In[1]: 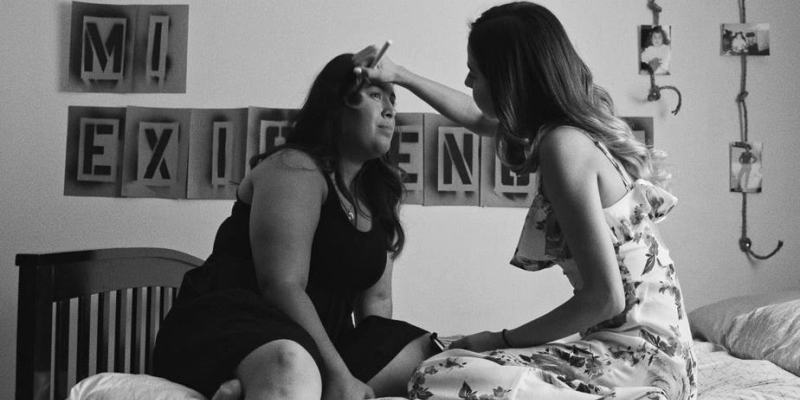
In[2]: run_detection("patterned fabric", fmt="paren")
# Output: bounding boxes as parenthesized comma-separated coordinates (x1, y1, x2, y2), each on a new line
(410, 140, 696, 400)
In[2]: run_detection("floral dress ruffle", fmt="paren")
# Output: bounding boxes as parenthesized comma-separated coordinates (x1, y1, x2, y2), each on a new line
(409, 178, 697, 400)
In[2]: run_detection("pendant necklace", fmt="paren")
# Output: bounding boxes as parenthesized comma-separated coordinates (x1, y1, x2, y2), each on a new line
(332, 178, 356, 222)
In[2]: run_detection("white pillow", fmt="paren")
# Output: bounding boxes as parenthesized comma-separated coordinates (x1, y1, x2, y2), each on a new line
(68, 372, 419, 400)
(68, 372, 206, 400)
(725, 299, 800, 376)
(689, 290, 800, 345)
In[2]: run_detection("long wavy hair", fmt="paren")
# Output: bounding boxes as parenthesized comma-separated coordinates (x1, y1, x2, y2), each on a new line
(250, 53, 406, 257)
(469, 2, 670, 188)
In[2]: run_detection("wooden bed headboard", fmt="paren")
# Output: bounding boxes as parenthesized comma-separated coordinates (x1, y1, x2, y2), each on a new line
(14, 247, 203, 400)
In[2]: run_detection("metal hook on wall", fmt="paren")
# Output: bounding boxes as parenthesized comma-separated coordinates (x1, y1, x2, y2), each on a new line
(739, 192, 784, 259)
(647, 69, 682, 115)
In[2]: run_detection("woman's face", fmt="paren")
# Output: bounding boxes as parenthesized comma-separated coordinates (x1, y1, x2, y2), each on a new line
(341, 82, 397, 160)
(465, 46, 496, 119)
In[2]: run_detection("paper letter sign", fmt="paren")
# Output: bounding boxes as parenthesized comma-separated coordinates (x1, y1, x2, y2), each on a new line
(211, 121, 234, 186)
(77, 118, 119, 182)
(438, 128, 479, 192)
(495, 160, 531, 193)
(397, 125, 424, 191)
(69, 108, 651, 204)
(137, 122, 178, 185)
(146, 15, 170, 85)
(259, 120, 292, 154)
(81, 16, 126, 82)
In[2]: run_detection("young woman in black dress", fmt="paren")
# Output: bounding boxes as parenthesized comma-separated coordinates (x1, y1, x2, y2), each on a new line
(154, 52, 438, 400)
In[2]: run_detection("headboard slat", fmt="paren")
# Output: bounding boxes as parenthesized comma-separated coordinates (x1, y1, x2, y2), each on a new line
(54, 300, 70, 400)
(114, 289, 128, 373)
(131, 287, 143, 373)
(76, 296, 91, 383)
(97, 292, 110, 373)
(145, 287, 158, 373)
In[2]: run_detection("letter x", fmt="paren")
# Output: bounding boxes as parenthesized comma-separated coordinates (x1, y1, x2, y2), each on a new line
(143, 128, 172, 179)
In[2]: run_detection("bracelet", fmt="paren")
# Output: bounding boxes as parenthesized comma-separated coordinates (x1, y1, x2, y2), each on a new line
(501, 329, 513, 348)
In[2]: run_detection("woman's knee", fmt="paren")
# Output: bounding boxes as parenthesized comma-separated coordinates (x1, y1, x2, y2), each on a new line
(240, 339, 318, 375)
(271, 340, 317, 371)
(236, 340, 322, 399)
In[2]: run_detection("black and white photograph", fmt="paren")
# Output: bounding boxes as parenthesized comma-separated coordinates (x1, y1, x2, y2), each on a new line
(730, 141, 763, 193)
(639, 24, 672, 75)
(4, 2, 800, 400)
(722, 23, 771, 56)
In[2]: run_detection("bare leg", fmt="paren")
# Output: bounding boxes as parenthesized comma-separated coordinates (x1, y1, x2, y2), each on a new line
(231, 339, 322, 400)
(368, 334, 437, 397)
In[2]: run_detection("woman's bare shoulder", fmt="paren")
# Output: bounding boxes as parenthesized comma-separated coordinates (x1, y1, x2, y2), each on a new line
(249, 149, 327, 193)
(538, 126, 597, 168)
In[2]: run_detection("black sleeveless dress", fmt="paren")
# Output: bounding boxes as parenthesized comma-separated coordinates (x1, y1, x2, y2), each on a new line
(153, 172, 427, 397)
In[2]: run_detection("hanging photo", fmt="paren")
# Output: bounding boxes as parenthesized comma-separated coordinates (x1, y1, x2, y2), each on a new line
(730, 141, 763, 193)
(721, 23, 770, 56)
(639, 25, 672, 75)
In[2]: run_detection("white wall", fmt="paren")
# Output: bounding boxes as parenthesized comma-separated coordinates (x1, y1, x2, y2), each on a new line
(2, 1, 800, 397)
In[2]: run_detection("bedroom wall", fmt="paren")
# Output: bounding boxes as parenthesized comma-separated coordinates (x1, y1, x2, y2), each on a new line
(2, 0, 799, 397)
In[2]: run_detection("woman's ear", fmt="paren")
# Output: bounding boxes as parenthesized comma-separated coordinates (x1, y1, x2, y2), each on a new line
(344, 90, 363, 108)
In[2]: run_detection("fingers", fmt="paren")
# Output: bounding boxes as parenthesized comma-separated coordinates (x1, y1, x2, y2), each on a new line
(352, 44, 380, 67)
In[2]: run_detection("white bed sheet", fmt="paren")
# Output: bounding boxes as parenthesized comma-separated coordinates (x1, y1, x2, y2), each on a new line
(68, 341, 800, 400)
(694, 340, 800, 400)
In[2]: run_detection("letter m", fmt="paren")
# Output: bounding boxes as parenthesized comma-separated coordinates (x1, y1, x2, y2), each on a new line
(81, 16, 126, 81)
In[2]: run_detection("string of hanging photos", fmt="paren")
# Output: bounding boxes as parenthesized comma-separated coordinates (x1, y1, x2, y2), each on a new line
(734, 0, 782, 259)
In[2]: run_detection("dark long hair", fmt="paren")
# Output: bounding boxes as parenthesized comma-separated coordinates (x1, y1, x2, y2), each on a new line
(251, 53, 406, 257)
(647, 25, 671, 46)
(469, 2, 669, 187)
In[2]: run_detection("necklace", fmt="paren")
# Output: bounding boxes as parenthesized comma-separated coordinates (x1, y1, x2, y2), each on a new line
(331, 178, 356, 222)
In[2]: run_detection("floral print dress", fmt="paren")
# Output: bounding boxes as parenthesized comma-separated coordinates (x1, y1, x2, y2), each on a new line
(409, 140, 697, 400)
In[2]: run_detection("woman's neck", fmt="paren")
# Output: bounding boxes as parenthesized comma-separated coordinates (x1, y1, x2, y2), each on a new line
(338, 158, 364, 188)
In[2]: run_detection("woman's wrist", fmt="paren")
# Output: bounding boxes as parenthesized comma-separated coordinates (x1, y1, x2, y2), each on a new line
(500, 329, 514, 348)
(392, 65, 416, 87)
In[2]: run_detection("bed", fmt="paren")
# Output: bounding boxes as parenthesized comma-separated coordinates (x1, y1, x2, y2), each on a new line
(14, 247, 800, 400)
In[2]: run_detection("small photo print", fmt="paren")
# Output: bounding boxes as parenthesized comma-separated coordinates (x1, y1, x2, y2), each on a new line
(730, 141, 763, 193)
(639, 25, 672, 75)
(721, 23, 770, 56)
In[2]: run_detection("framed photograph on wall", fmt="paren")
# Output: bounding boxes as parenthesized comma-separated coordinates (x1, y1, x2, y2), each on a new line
(622, 116, 654, 146)
(721, 23, 770, 56)
(639, 25, 672, 75)
(730, 141, 763, 193)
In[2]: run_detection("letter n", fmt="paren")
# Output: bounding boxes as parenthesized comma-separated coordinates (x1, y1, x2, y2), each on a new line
(77, 118, 119, 182)
(437, 128, 480, 192)
(81, 16, 126, 81)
